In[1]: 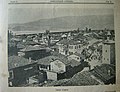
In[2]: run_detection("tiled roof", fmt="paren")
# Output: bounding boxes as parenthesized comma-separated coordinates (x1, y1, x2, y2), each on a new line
(69, 52, 86, 60)
(58, 39, 82, 45)
(20, 45, 48, 52)
(74, 52, 81, 56)
(68, 59, 80, 67)
(58, 58, 70, 66)
(67, 71, 100, 85)
(57, 39, 70, 45)
(52, 36, 61, 40)
(69, 40, 82, 45)
(17, 43, 25, 49)
(8, 56, 36, 70)
(45, 71, 99, 86)
(11, 38, 21, 42)
(37, 54, 80, 67)
(37, 56, 59, 65)
(51, 52, 70, 66)
(25, 41, 38, 45)
(73, 34, 87, 41)
(91, 64, 115, 82)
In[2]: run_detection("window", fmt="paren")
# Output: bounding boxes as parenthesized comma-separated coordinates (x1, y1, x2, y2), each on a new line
(49, 65, 51, 70)
(69, 52, 73, 55)
(72, 46, 73, 49)
(69, 46, 73, 49)
(75, 46, 77, 49)
(9, 70, 14, 79)
(77, 57, 79, 60)
(65, 51, 68, 55)
(77, 46, 78, 49)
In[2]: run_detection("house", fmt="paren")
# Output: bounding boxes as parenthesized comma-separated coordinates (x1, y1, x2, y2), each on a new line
(76, 45, 88, 54)
(37, 56, 58, 71)
(67, 53, 81, 62)
(67, 51, 87, 63)
(37, 55, 81, 81)
(46, 71, 58, 81)
(91, 64, 115, 84)
(57, 39, 82, 56)
(26, 35, 34, 41)
(61, 34, 67, 38)
(51, 52, 81, 68)
(37, 56, 59, 81)
(50, 35, 61, 45)
(19, 45, 51, 60)
(25, 41, 39, 46)
(8, 41, 18, 56)
(68, 40, 82, 55)
(18, 51, 25, 57)
(44, 71, 100, 86)
(8, 56, 37, 86)
(33, 35, 42, 43)
(11, 37, 22, 42)
(50, 60, 66, 73)
(57, 39, 69, 55)
(17, 43, 25, 51)
(46, 58, 81, 81)
(50, 45, 59, 52)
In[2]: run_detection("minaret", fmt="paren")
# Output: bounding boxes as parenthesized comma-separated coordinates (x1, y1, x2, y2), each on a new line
(46, 30, 51, 47)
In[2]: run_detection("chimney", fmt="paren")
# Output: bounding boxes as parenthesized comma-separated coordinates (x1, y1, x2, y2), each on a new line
(29, 57, 31, 63)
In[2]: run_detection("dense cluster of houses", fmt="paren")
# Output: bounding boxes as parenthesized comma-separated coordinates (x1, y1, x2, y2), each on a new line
(44, 64, 115, 86)
(8, 28, 115, 86)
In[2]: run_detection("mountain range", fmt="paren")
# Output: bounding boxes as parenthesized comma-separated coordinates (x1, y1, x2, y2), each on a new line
(9, 15, 114, 32)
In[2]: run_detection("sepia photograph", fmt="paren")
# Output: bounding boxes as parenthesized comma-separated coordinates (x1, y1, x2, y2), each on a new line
(8, 3, 115, 87)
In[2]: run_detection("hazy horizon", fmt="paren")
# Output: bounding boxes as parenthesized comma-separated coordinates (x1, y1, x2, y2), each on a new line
(9, 7, 113, 24)
(9, 14, 114, 25)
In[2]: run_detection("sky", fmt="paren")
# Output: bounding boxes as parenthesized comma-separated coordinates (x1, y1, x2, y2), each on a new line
(8, 3, 114, 24)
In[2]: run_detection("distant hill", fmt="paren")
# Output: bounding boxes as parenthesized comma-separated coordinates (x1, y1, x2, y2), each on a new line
(9, 15, 114, 32)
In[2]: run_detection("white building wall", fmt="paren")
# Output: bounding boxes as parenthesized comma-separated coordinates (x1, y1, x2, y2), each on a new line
(47, 71, 57, 81)
(102, 44, 111, 64)
(69, 45, 76, 53)
(58, 43, 82, 55)
(58, 45, 65, 55)
(50, 60, 66, 73)
(69, 44, 81, 54)
(58, 44, 68, 55)
(18, 52, 25, 57)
